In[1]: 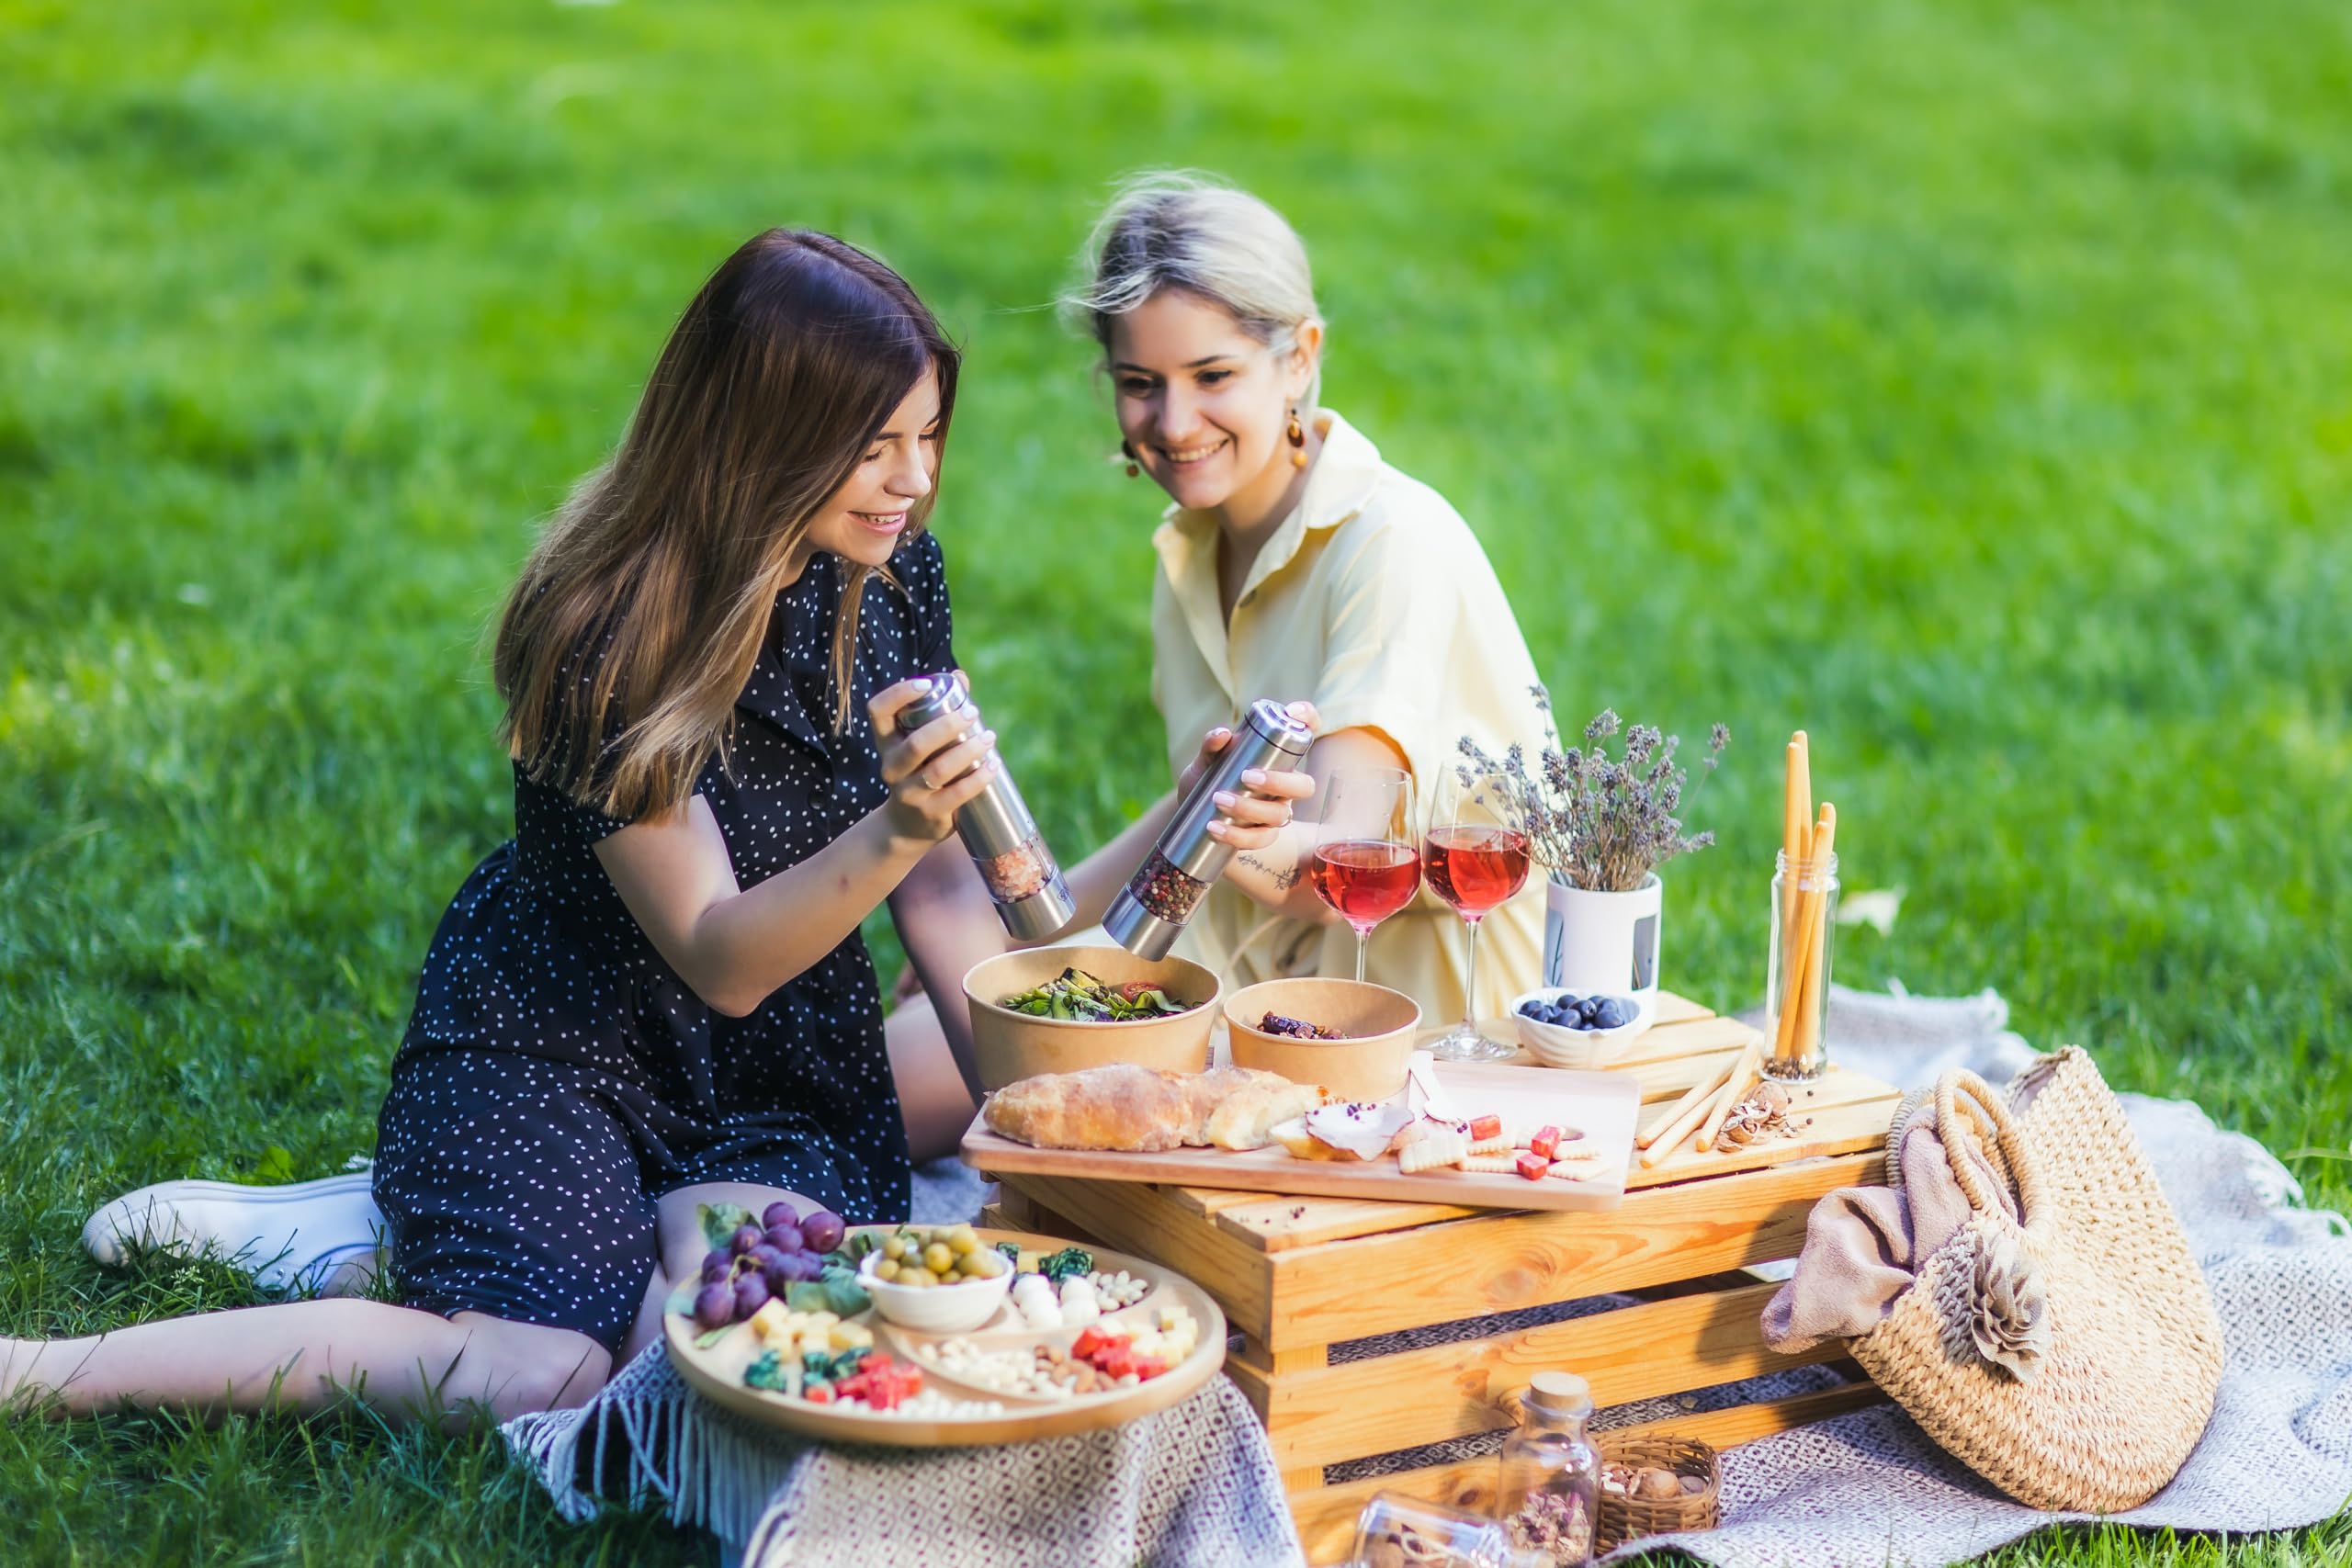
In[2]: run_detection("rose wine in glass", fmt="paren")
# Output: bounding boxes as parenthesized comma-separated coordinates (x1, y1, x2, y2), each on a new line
(1308, 767, 1418, 982)
(1424, 769, 1532, 1061)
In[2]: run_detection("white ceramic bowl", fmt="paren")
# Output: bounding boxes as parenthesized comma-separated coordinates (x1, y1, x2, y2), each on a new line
(857, 1247, 1014, 1335)
(1510, 987, 1650, 1069)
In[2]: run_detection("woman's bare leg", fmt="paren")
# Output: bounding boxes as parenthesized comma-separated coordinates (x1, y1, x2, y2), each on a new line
(887, 994, 978, 1162)
(1, 1301, 608, 1426)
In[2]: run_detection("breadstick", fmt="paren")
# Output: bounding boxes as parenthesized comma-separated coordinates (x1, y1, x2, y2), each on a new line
(1636, 1056, 1735, 1148)
(1640, 1058, 1738, 1167)
(1793, 805, 1838, 1071)
(1781, 733, 1810, 938)
(1695, 1037, 1764, 1155)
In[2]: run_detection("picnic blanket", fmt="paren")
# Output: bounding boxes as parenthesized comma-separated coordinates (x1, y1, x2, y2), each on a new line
(503, 985, 2352, 1565)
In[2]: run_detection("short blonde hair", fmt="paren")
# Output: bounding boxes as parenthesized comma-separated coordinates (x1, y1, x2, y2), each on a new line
(1064, 172, 1323, 404)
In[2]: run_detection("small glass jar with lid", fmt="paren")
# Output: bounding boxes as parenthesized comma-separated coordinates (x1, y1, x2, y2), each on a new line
(1496, 1371, 1601, 1567)
(1351, 1491, 1526, 1568)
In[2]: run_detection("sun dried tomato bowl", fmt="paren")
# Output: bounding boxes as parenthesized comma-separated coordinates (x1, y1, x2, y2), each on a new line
(962, 945, 1221, 1091)
(1224, 977, 1422, 1101)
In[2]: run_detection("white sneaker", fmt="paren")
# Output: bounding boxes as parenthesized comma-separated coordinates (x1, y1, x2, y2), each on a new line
(82, 1168, 388, 1294)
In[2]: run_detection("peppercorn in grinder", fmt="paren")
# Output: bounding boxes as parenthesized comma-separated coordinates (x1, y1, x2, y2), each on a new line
(1104, 699, 1314, 961)
(894, 673, 1077, 941)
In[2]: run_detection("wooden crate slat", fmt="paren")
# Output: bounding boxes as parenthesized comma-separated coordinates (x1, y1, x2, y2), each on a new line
(1286, 1382, 1885, 1564)
(1625, 1077, 1903, 1190)
(1212, 1192, 1486, 1252)
(1250, 1280, 1845, 1469)
(1649, 991, 1715, 1026)
(1231, 1339, 1327, 1377)
(1605, 1011, 1757, 1069)
(1163, 1185, 1272, 1217)
(1258, 1153, 1884, 1347)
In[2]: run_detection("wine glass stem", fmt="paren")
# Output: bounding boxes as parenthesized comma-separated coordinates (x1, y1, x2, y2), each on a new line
(1353, 927, 1370, 985)
(1459, 915, 1484, 1032)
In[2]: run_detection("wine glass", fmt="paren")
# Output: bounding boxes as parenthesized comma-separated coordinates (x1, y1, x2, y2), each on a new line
(1307, 767, 1419, 983)
(1423, 767, 1532, 1062)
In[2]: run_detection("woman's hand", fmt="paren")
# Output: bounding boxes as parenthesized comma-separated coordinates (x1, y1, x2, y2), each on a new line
(870, 676, 1001, 846)
(1182, 700, 1320, 852)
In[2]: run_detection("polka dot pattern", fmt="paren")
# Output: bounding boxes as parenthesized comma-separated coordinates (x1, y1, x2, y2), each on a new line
(375, 534, 956, 1352)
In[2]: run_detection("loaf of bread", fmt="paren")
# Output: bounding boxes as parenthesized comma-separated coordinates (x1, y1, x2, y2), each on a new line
(981, 1064, 1303, 1152)
(1205, 1079, 1327, 1151)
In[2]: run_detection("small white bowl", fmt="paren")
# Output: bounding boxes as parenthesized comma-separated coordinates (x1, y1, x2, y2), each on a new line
(1510, 987, 1650, 1069)
(856, 1249, 1014, 1334)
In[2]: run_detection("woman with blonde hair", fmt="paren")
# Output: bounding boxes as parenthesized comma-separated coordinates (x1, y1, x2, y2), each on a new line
(865, 175, 1558, 1153)
(1062, 172, 1552, 1035)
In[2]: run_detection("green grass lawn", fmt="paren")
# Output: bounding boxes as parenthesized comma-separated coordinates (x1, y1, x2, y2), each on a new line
(4, 0, 2347, 1561)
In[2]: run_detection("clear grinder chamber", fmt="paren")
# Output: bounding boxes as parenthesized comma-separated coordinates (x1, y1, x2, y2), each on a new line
(1103, 699, 1314, 961)
(893, 672, 1077, 942)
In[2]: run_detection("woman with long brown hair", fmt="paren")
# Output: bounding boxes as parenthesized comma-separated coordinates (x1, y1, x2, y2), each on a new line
(17, 228, 1299, 1422)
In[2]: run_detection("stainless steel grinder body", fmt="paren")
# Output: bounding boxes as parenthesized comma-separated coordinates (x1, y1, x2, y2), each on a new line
(894, 673, 1077, 941)
(1103, 698, 1314, 960)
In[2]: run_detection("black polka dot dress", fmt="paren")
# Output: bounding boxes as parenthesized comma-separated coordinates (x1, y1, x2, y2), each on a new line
(373, 533, 955, 1354)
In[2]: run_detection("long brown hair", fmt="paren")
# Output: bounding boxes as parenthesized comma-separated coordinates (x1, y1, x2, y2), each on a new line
(494, 230, 960, 819)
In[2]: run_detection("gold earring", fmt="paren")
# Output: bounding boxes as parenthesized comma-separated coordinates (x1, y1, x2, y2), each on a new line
(1121, 439, 1140, 478)
(1287, 409, 1307, 468)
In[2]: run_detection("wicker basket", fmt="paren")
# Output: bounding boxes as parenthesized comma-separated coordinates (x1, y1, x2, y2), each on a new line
(1596, 1433, 1719, 1551)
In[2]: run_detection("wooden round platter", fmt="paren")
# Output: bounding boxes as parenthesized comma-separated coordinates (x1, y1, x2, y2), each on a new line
(664, 1226, 1227, 1448)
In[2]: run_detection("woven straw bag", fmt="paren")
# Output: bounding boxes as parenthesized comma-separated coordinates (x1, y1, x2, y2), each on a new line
(1849, 1047, 2225, 1512)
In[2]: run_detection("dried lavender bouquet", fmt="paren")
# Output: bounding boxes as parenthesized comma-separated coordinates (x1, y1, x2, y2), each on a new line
(1460, 688, 1728, 894)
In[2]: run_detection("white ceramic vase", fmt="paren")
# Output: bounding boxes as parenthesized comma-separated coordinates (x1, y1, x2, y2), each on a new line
(1542, 873, 1663, 1022)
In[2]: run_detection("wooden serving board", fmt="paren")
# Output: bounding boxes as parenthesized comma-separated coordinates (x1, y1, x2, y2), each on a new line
(1438, 996, 1905, 1189)
(961, 1059, 1643, 1213)
(665, 1227, 1226, 1447)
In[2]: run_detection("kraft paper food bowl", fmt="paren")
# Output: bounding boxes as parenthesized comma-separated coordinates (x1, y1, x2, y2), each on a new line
(962, 945, 1220, 1092)
(1224, 977, 1422, 1101)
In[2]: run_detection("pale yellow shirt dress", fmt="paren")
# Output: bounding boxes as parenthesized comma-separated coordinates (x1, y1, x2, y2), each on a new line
(1148, 410, 1552, 1028)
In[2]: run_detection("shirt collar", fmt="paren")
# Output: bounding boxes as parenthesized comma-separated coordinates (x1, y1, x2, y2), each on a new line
(733, 555, 839, 758)
(1150, 408, 1385, 610)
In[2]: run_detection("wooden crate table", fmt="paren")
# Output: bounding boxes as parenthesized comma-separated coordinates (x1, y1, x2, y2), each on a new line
(967, 991, 1901, 1564)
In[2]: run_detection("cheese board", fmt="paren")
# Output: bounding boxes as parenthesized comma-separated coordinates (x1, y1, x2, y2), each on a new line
(1431, 999, 1904, 1190)
(961, 1058, 1643, 1213)
(665, 1225, 1227, 1447)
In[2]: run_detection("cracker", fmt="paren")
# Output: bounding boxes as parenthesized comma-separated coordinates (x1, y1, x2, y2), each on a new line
(1457, 1154, 1522, 1175)
(1398, 1129, 1468, 1174)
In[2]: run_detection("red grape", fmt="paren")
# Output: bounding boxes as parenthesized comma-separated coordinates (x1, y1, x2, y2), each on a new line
(761, 1201, 799, 1230)
(733, 1272, 771, 1318)
(764, 1221, 805, 1254)
(799, 1209, 845, 1253)
(728, 1224, 763, 1256)
(699, 1249, 730, 1283)
(692, 1283, 732, 1330)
